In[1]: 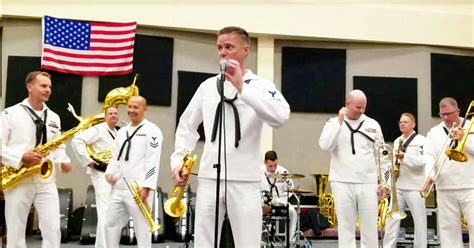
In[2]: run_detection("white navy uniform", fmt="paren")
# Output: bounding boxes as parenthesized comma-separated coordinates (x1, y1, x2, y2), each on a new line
(319, 114, 388, 248)
(262, 164, 298, 241)
(1, 99, 70, 248)
(71, 122, 116, 248)
(383, 132, 427, 248)
(424, 119, 474, 248)
(104, 119, 163, 248)
(170, 70, 290, 247)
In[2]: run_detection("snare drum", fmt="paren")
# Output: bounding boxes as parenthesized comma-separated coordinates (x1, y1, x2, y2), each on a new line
(261, 190, 272, 215)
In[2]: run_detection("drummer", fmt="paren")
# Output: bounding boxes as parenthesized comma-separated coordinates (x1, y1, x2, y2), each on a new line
(262, 150, 298, 241)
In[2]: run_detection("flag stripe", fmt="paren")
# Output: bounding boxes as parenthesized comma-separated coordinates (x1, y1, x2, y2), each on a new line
(90, 41, 135, 48)
(43, 45, 134, 56)
(91, 37, 135, 43)
(41, 15, 136, 76)
(42, 61, 133, 73)
(91, 29, 136, 35)
(91, 21, 137, 27)
(42, 53, 133, 64)
(89, 45, 135, 51)
(43, 57, 133, 67)
(90, 33, 135, 40)
(41, 65, 133, 76)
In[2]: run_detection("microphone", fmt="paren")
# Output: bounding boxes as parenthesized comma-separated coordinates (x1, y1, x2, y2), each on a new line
(218, 59, 227, 82)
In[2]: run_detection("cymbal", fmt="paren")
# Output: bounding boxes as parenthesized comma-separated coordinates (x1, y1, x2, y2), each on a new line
(267, 173, 305, 180)
(285, 187, 316, 194)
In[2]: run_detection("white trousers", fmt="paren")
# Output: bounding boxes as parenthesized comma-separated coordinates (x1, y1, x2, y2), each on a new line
(194, 178, 262, 247)
(382, 189, 427, 248)
(4, 183, 61, 248)
(90, 172, 112, 248)
(105, 188, 153, 248)
(331, 182, 379, 248)
(438, 188, 474, 248)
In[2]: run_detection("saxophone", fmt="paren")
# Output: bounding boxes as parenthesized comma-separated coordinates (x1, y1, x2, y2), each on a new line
(123, 178, 160, 232)
(84, 76, 139, 171)
(85, 145, 112, 172)
(164, 153, 197, 217)
(102, 74, 139, 111)
(2, 105, 105, 190)
(2, 78, 139, 190)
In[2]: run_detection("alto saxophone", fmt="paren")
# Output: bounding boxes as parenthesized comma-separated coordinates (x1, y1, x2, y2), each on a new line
(85, 145, 112, 172)
(2, 105, 105, 190)
(164, 153, 197, 217)
(123, 178, 160, 232)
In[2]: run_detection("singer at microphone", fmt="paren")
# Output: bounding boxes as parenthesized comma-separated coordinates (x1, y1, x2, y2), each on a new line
(170, 26, 290, 248)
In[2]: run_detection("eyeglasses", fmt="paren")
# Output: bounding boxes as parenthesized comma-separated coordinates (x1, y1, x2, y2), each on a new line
(398, 121, 411, 124)
(439, 110, 458, 117)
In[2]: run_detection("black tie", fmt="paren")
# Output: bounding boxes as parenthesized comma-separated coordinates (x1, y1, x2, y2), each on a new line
(265, 174, 280, 198)
(118, 125, 143, 161)
(21, 105, 48, 147)
(211, 79, 251, 148)
(344, 120, 375, 155)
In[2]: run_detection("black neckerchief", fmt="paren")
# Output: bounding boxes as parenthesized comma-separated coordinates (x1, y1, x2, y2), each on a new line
(211, 78, 251, 148)
(265, 172, 280, 198)
(400, 132, 417, 152)
(107, 129, 116, 140)
(117, 124, 144, 161)
(21, 104, 48, 147)
(344, 120, 375, 155)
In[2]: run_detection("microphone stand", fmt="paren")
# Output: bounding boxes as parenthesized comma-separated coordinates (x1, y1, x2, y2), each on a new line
(213, 72, 226, 248)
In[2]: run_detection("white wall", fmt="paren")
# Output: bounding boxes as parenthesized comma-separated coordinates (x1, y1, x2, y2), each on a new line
(2, 1, 473, 48)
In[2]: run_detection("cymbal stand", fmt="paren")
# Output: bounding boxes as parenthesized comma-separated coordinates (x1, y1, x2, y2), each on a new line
(290, 190, 310, 248)
(283, 177, 291, 248)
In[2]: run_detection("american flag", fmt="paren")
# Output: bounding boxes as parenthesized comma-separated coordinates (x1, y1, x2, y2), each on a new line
(41, 16, 137, 76)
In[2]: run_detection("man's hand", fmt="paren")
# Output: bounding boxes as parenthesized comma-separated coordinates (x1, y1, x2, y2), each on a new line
(172, 166, 189, 187)
(378, 186, 390, 200)
(451, 127, 465, 141)
(60, 162, 72, 173)
(105, 174, 118, 185)
(338, 107, 348, 125)
(225, 59, 244, 93)
(395, 151, 405, 161)
(139, 187, 150, 203)
(423, 176, 435, 193)
(87, 161, 99, 169)
(21, 149, 44, 167)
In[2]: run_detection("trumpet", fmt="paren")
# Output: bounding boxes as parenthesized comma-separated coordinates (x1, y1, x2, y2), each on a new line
(164, 153, 197, 217)
(420, 123, 457, 198)
(123, 178, 160, 232)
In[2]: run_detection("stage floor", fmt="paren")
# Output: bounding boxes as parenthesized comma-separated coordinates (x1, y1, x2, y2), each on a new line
(5, 235, 469, 247)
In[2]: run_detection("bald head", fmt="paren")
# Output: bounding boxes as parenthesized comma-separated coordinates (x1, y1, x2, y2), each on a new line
(345, 89, 367, 120)
(347, 89, 367, 103)
(127, 95, 148, 126)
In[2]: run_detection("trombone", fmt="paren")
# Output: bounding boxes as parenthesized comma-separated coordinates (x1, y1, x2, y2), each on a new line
(421, 100, 474, 198)
(420, 123, 457, 198)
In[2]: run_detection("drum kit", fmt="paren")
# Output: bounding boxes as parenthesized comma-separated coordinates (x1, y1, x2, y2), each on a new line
(261, 173, 313, 248)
